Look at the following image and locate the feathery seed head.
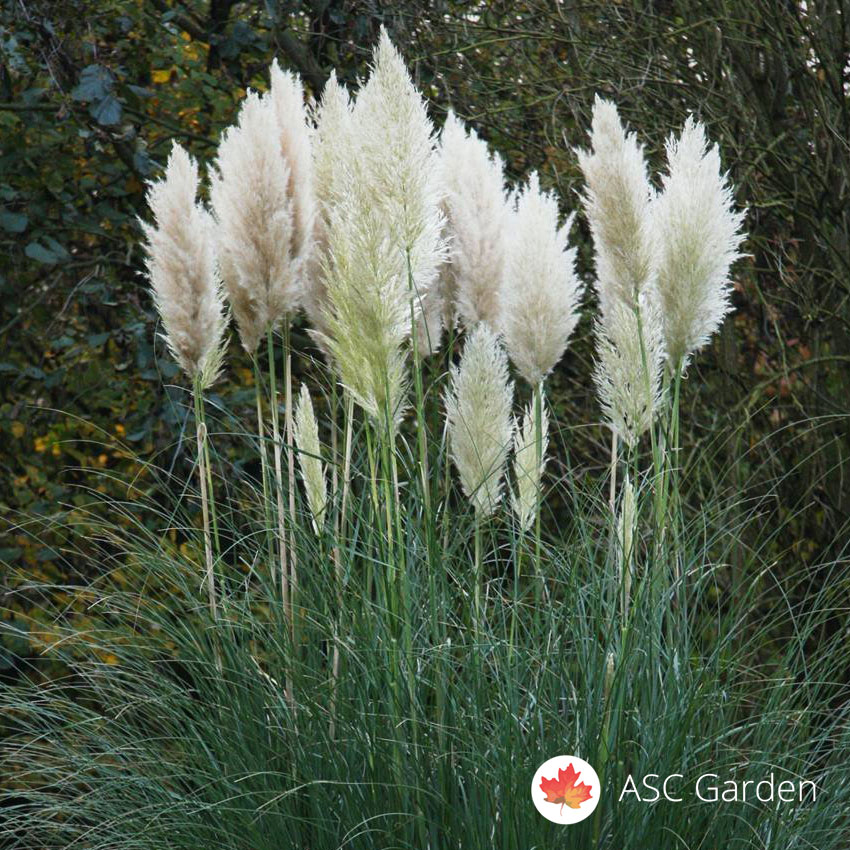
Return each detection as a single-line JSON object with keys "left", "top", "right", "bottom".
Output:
{"left": 141, "top": 143, "right": 226, "bottom": 388}
{"left": 445, "top": 324, "right": 514, "bottom": 516}
{"left": 270, "top": 60, "right": 316, "bottom": 264}
{"left": 318, "top": 198, "right": 411, "bottom": 432}
{"left": 576, "top": 95, "right": 656, "bottom": 316}
{"left": 511, "top": 398, "right": 549, "bottom": 531}
{"left": 593, "top": 294, "right": 666, "bottom": 446}
{"left": 211, "top": 68, "right": 315, "bottom": 354}
{"left": 653, "top": 116, "right": 746, "bottom": 372}
{"left": 315, "top": 29, "right": 447, "bottom": 428}
{"left": 349, "top": 27, "right": 446, "bottom": 303}
{"left": 312, "top": 71, "right": 353, "bottom": 221}
{"left": 438, "top": 111, "right": 510, "bottom": 328}
{"left": 302, "top": 72, "right": 354, "bottom": 349}
{"left": 294, "top": 383, "right": 328, "bottom": 535}
{"left": 500, "top": 173, "right": 583, "bottom": 385}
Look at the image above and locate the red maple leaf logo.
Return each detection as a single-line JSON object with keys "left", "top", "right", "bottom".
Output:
{"left": 539, "top": 762, "right": 593, "bottom": 814}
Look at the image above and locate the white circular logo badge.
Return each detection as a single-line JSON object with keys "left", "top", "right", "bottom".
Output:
{"left": 531, "top": 755, "right": 600, "bottom": 824}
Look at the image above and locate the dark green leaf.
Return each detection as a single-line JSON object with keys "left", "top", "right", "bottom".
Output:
{"left": 71, "top": 64, "right": 115, "bottom": 102}
{"left": 90, "top": 94, "right": 122, "bottom": 126}
{"left": 25, "top": 241, "right": 58, "bottom": 264}
{"left": 0, "top": 210, "right": 28, "bottom": 233}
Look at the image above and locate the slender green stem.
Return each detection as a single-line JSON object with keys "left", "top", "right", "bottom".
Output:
{"left": 669, "top": 365, "right": 684, "bottom": 616}
{"left": 283, "top": 318, "right": 298, "bottom": 645}
{"left": 379, "top": 429, "right": 395, "bottom": 573}
{"left": 193, "top": 385, "right": 220, "bottom": 564}
{"left": 329, "top": 385, "right": 344, "bottom": 740}
{"left": 253, "top": 356, "right": 275, "bottom": 585}
{"left": 474, "top": 512, "right": 482, "bottom": 652}
{"left": 266, "top": 328, "right": 293, "bottom": 707}
{"left": 509, "top": 523, "right": 525, "bottom": 664}
{"left": 266, "top": 329, "right": 290, "bottom": 623}
{"left": 593, "top": 653, "right": 616, "bottom": 847}
{"left": 533, "top": 381, "right": 545, "bottom": 607}
{"left": 441, "top": 419, "right": 452, "bottom": 555}
{"left": 193, "top": 381, "right": 216, "bottom": 620}
{"left": 406, "top": 248, "right": 432, "bottom": 528}
{"left": 608, "top": 427, "right": 620, "bottom": 630}
{"left": 365, "top": 424, "right": 380, "bottom": 608}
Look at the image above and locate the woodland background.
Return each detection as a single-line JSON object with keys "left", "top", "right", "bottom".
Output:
{"left": 1, "top": 0, "right": 848, "bottom": 674}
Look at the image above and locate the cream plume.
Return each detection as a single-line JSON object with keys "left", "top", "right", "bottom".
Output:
{"left": 312, "top": 71, "right": 353, "bottom": 220}
{"left": 576, "top": 96, "right": 656, "bottom": 317}
{"left": 141, "top": 143, "right": 226, "bottom": 388}
{"left": 269, "top": 60, "right": 316, "bottom": 266}
{"left": 653, "top": 116, "right": 746, "bottom": 371}
{"left": 317, "top": 29, "right": 446, "bottom": 427}
{"left": 500, "top": 173, "right": 583, "bottom": 385}
{"left": 445, "top": 324, "right": 514, "bottom": 515}
{"left": 511, "top": 399, "right": 549, "bottom": 531}
{"left": 210, "top": 65, "right": 315, "bottom": 354}
{"left": 438, "top": 111, "right": 509, "bottom": 328}
{"left": 349, "top": 27, "right": 445, "bottom": 309}
{"left": 294, "top": 384, "right": 327, "bottom": 535}
{"left": 593, "top": 295, "right": 665, "bottom": 447}
{"left": 302, "top": 71, "right": 353, "bottom": 347}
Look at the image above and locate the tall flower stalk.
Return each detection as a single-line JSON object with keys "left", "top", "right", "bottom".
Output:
{"left": 315, "top": 31, "right": 445, "bottom": 654}
{"left": 353, "top": 28, "right": 445, "bottom": 531}
{"left": 141, "top": 143, "right": 226, "bottom": 619}
{"left": 445, "top": 324, "right": 514, "bottom": 643}
{"left": 577, "top": 97, "right": 663, "bottom": 525}
{"left": 211, "top": 63, "right": 315, "bottom": 648}
{"left": 651, "top": 115, "right": 746, "bottom": 581}
{"left": 501, "top": 172, "right": 582, "bottom": 590}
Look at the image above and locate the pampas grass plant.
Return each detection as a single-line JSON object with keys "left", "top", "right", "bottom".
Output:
{"left": 4, "top": 30, "right": 848, "bottom": 850}
{"left": 210, "top": 61, "right": 316, "bottom": 666}
{"left": 140, "top": 142, "right": 226, "bottom": 618}
{"left": 445, "top": 323, "right": 514, "bottom": 639}
{"left": 500, "top": 171, "right": 583, "bottom": 588}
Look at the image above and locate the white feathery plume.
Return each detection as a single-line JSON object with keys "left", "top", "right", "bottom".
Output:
{"left": 593, "top": 294, "right": 666, "bottom": 447}
{"left": 438, "top": 110, "right": 509, "bottom": 328}
{"left": 511, "top": 399, "right": 550, "bottom": 531}
{"left": 653, "top": 116, "right": 746, "bottom": 371}
{"left": 210, "top": 71, "right": 313, "bottom": 354}
{"left": 312, "top": 71, "right": 353, "bottom": 220}
{"left": 500, "top": 173, "right": 583, "bottom": 385}
{"left": 348, "top": 27, "right": 446, "bottom": 315}
{"left": 317, "top": 29, "right": 446, "bottom": 428}
{"left": 302, "top": 72, "right": 353, "bottom": 347}
{"left": 445, "top": 324, "right": 514, "bottom": 516}
{"left": 294, "top": 384, "right": 328, "bottom": 535}
{"left": 576, "top": 96, "right": 656, "bottom": 316}
{"left": 141, "top": 143, "right": 226, "bottom": 389}
{"left": 269, "top": 60, "right": 316, "bottom": 268}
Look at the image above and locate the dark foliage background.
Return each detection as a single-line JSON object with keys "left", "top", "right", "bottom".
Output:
{"left": 1, "top": 0, "right": 848, "bottom": 671}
